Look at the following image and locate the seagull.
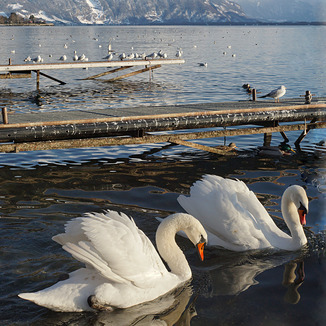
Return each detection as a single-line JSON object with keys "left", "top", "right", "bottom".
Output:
{"left": 119, "top": 53, "right": 126, "bottom": 60}
{"left": 158, "top": 50, "right": 168, "bottom": 58}
{"left": 59, "top": 55, "right": 67, "bottom": 61}
{"left": 103, "top": 53, "right": 113, "bottom": 61}
{"left": 125, "top": 53, "right": 135, "bottom": 60}
{"left": 23, "top": 56, "right": 32, "bottom": 62}
{"left": 146, "top": 52, "right": 157, "bottom": 59}
{"left": 176, "top": 49, "right": 183, "bottom": 58}
{"left": 259, "top": 85, "right": 286, "bottom": 102}
{"left": 32, "top": 55, "right": 43, "bottom": 63}
{"left": 73, "top": 51, "right": 78, "bottom": 61}
{"left": 198, "top": 62, "right": 208, "bottom": 67}
{"left": 78, "top": 54, "right": 86, "bottom": 61}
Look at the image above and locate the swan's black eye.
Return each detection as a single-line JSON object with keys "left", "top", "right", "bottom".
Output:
{"left": 299, "top": 202, "right": 307, "bottom": 214}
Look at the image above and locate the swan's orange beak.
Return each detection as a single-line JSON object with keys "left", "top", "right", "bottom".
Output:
{"left": 298, "top": 203, "right": 307, "bottom": 225}
{"left": 196, "top": 242, "right": 205, "bottom": 261}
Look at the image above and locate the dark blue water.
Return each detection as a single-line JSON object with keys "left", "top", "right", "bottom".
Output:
{"left": 0, "top": 25, "right": 325, "bottom": 325}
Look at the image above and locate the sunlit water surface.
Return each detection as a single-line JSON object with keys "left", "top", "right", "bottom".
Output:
{"left": 0, "top": 25, "right": 325, "bottom": 326}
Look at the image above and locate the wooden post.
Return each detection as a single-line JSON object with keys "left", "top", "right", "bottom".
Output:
{"left": 263, "top": 133, "right": 272, "bottom": 146}
{"left": 2, "top": 107, "right": 8, "bottom": 124}
{"left": 149, "top": 65, "right": 152, "bottom": 82}
{"left": 252, "top": 89, "right": 257, "bottom": 101}
{"left": 9, "top": 58, "right": 12, "bottom": 65}
{"left": 36, "top": 70, "right": 40, "bottom": 90}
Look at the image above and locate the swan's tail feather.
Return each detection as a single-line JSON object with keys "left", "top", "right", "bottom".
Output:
{"left": 18, "top": 292, "right": 36, "bottom": 302}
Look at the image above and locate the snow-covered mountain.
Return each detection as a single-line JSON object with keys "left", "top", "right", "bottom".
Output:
{"left": 0, "top": 0, "right": 252, "bottom": 25}
{"left": 233, "top": 0, "right": 326, "bottom": 23}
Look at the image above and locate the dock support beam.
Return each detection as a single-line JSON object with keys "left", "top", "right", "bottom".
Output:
{"left": 2, "top": 107, "right": 8, "bottom": 124}
{"left": 294, "top": 118, "right": 317, "bottom": 147}
{"left": 36, "top": 70, "right": 40, "bottom": 90}
{"left": 263, "top": 132, "right": 272, "bottom": 146}
{"left": 33, "top": 70, "right": 66, "bottom": 90}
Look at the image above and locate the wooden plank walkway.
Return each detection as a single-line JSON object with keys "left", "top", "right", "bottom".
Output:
{"left": 1, "top": 98, "right": 325, "bottom": 153}
{"left": 0, "top": 59, "right": 185, "bottom": 86}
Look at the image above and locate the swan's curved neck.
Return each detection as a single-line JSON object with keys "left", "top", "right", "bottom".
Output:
{"left": 155, "top": 214, "right": 192, "bottom": 280}
{"left": 282, "top": 195, "right": 307, "bottom": 249}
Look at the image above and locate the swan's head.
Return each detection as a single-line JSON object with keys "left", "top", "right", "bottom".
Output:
{"left": 157, "top": 213, "right": 207, "bottom": 261}
{"left": 283, "top": 185, "right": 308, "bottom": 226}
{"left": 180, "top": 214, "right": 208, "bottom": 261}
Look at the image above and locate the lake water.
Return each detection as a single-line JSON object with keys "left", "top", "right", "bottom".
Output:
{"left": 0, "top": 25, "right": 325, "bottom": 326}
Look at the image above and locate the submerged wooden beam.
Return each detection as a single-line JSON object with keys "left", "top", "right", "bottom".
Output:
{"left": 106, "top": 64, "right": 161, "bottom": 82}
{"left": 170, "top": 139, "right": 236, "bottom": 155}
{"left": 83, "top": 66, "right": 133, "bottom": 80}
{"left": 33, "top": 70, "right": 66, "bottom": 85}
{"left": 1, "top": 120, "right": 325, "bottom": 153}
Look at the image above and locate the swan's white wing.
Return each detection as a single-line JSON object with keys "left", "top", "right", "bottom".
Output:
{"left": 178, "top": 175, "right": 289, "bottom": 250}
{"left": 52, "top": 216, "right": 88, "bottom": 246}
{"left": 56, "top": 210, "right": 168, "bottom": 287}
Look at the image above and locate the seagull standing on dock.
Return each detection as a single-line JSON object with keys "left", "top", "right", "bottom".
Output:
{"left": 259, "top": 85, "right": 286, "bottom": 102}
{"left": 73, "top": 51, "right": 78, "bottom": 61}
{"left": 103, "top": 53, "right": 113, "bottom": 61}
{"left": 32, "top": 55, "right": 43, "bottom": 63}
{"left": 176, "top": 49, "right": 183, "bottom": 58}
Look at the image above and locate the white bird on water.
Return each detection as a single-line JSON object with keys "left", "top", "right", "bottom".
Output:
{"left": 18, "top": 210, "right": 207, "bottom": 312}
{"left": 178, "top": 174, "right": 308, "bottom": 252}
{"left": 259, "top": 85, "right": 286, "bottom": 102}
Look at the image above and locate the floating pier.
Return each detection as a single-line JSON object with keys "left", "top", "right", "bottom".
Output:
{"left": 0, "top": 98, "right": 325, "bottom": 153}
{"left": 0, "top": 58, "right": 185, "bottom": 89}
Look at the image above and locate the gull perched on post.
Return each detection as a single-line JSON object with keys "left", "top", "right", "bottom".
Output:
{"left": 259, "top": 85, "right": 286, "bottom": 102}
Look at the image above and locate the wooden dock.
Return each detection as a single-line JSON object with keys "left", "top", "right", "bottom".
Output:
{"left": 1, "top": 98, "right": 325, "bottom": 153}
{"left": 0, "top": 58, "right": 185, "bottom": 88}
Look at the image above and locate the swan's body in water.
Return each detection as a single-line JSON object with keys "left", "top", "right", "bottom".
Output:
{"left": 178, "top": 175, "right": 308, "bottom": 251}
{"left": 19, "top": 211, "right": 207, "bottom": 312}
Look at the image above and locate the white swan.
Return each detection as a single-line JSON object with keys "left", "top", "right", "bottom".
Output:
{"left": 19, "top": 210, "right": 207, "bottom": 312}
{"left": 178, "top": 175, "right": 308, "bottom": 252}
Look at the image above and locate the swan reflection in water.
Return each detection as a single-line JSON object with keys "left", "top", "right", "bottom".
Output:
{"left": 199, "top": 249, "right": 306, "bottom": 302}
{"left": 282, "top": 261, "right": 305, "bottom": 304}
{"left": 33, "top": 283, "right": 197, "bottom": 326}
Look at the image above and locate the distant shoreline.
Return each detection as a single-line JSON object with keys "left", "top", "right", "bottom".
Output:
{"left": 0, "top": 23, "right": 54, "bottom": 26}
{"left": 0, "top": 21, "right": 325, "bottom": 27}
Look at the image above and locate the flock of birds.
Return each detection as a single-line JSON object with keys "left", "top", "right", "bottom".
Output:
{"left": 21, "top": 42, "right": 182, "bottom": 64}
{"left": 18, "top": 174, "right": 309, "bottom": 312}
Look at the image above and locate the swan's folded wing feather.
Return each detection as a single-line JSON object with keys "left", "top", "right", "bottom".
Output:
{"left": 63, "top": 241, "right": 128, "bottom": 284}
{"left": 61, "top": 210, "right": 168, "bottom": 287}
{"left": 178, "top": 175, "right": 286, "bottom": 249}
